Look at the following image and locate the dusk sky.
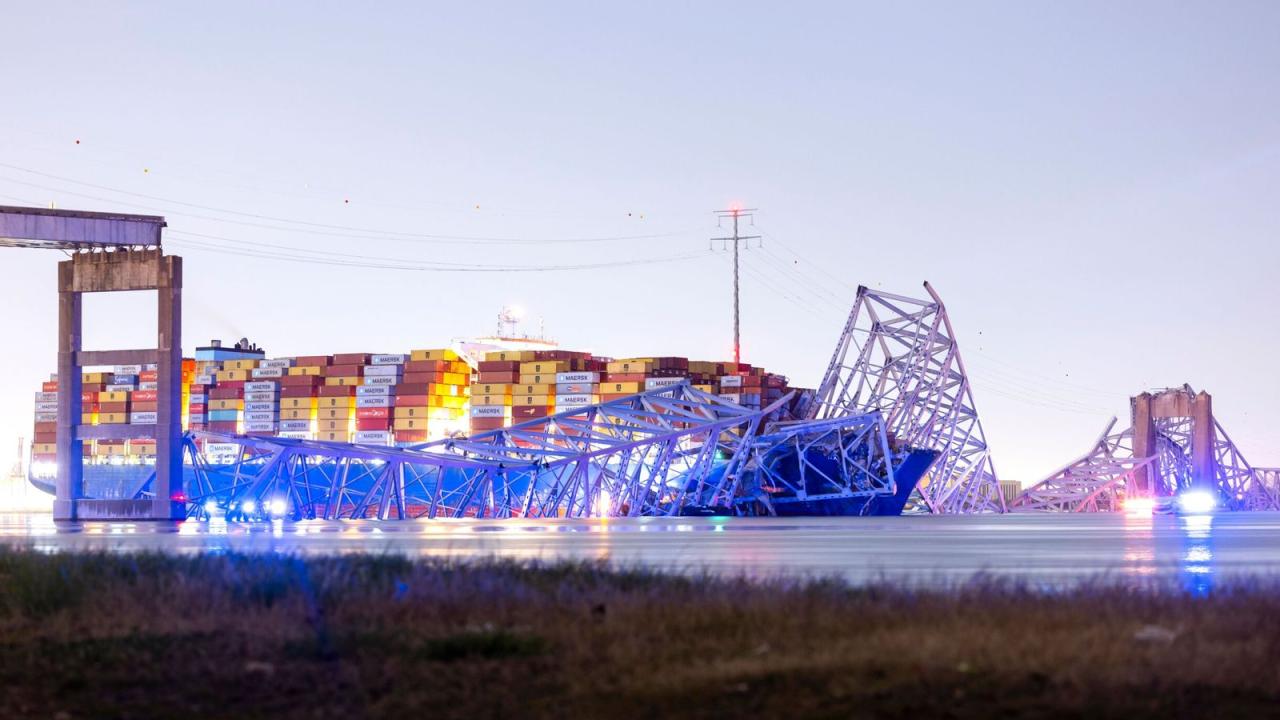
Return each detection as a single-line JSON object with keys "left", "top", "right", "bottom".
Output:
{"left": 1, "top": 1, "right": 1278, "bottom": 484}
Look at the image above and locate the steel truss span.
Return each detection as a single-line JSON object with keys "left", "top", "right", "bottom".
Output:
{"left": 807, "top": 283, "right": 1004, "bottom": 513}
{"left": 1014, "top": 386, "right": 1280, "bottom": 512}
{"left": 182, "top": 384, "right": 787, "bottom": 520}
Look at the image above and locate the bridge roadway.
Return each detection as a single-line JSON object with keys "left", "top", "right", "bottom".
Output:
{"left": 5, "top": 511, "right": 1280, "bottom": 589}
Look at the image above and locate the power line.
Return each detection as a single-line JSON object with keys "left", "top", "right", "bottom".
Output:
{"left": 710, "top": 208, "right": 761, "bottom": 365}
{"left": 0, "top": 165, "right": 694, "bottom": 245}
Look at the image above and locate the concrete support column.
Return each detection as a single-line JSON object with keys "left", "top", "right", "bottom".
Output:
{"left": 1191, "top": 391, "right": 1216, "bottom": 492}
{"left": 153, "top": 256, "right": 184, "bottom": 518}
{"left": 53, "top": 261, "right": 83, "bottom": 520}
{"left": 1130, "top": 392, "right": 1157, "bottom": 496}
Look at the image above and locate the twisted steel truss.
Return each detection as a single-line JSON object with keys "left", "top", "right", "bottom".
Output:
{"left": 1011, "top": 419, "right": 1154, "bottom": 512}
{"left": 808, "top": 282, "right": 1004, "bottom": 513}
{"left": 179, "top": 383, "right": 781, "bottom": 520}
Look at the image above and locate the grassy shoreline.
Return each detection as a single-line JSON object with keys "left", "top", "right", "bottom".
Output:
{"left": 2, "top": 549, "right": 1279, "bottom": 719}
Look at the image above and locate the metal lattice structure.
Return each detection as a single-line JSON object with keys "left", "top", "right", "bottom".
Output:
{"left": 179, "top": 384, "right": 782, "bottom": 520}
{"left": 1011, "top": 419, "right": 1154, "bottom": 512}
{"left": 808, "top": 283, "right": 1004, "bottom": 513}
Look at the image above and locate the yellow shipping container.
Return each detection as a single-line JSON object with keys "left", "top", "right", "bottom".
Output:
{"left": 316, "top": 418, "right": 350, "bottom": 432}
{"left": 410, "top": 348, "right": 459, "bottom": 362}
{"left": 81, "top": 413, "right": 97, "bottom": 424}
{"left": 519, "top": 360, "right": 570, "bottom": 375}
{"left": 98, "top": 390, "right": 129, "bottom": 403}
{"left": 393, "top": 417, "right": 435, "bottom": 430}
{"left": 225, "top": 359, "right": 259, "bottom": 371}
{"left": 689, "top": 361, "right": 721, "bottom": 375}
{"left": 470, "top": 394, "right": 510, "bottom": 407}
{"left": 441, "top": 371, "right": 468, "bottom": 386}
{"left": 288, "top": 366, "right": 323, "bottom": 376}
{"left": 280, "top": 397, "right": 317, "bottom": 409}
{"left": 318, "top": 430, "right": 352, "bottom": 442}
{"left": 324, "top": 376, "right": 361, "bottom": 386}
{"left": 693, "top": 384, "right": 716, "bottom": 393}
{"left": 99, "top": 412, "right": 128, "bottom": 424}
{"left": 514, "top": 383, "right": 552, "bottom": 396}
{"left": 209, "top": 399, "right": 243, "bottom": 411}
{"left": 33, "top": 443, "right": 56, "bottom": 454}
{"left": 317, "top": 396, "right": 355, "bottom": 408}
{"left": 606, "top": 360, "right": 653, "bottom": 375}
{"left": 604, "top": 382, "right": 642, "bottom": 394}
{"left": 279, "top": 408, "right": 311, "bottom": 421}
{"left": 450, "top": 360, "right": 472, "bottom": 374}
{"left": 473, "top": 383, "right": 512, "bottom": 396}
{"left": 317, "top": 407, "right": 351, "bottom": 420}
{"left": 215, "top": 369, "right": 249, "bottom": 382}
{"left": 82, "top": 372, "right": 111, "bottom": 384}
{"left": 513, "top": 394, "right": 553, "bottom": 406}
{"left": 484, "top": 350, "right": 536, "bottom": 362}
{"left": 518, "top": 374, "right": 554, "bottom": 386}
{"left": 439, "top": 396, "right": 465, "bottom": 409}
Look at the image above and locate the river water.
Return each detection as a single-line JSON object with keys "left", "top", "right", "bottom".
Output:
{"left": 4, "top": 511, "right": 1280, "bottom": 589}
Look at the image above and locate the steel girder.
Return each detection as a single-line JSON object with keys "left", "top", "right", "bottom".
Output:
{"left": 1011, "top": 419, "right": 1156, "bottom": 512}
{"left": 808, "top": 282, "right": 1004, "bottom": 513}
{"left": 180, "top": 383, "right": 779, "bottom": 520}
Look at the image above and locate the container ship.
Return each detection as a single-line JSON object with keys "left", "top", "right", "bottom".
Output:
{"left": 27, "top": 316, "right": 794, "bottom": 501}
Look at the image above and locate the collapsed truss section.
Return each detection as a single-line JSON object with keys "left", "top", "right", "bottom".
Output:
{"left": 183, "top": 383, "right": 776, "bottom": 520}
{"left": 1011, "top": 419, "right": 1155, "bottom": 512}
{"left": 808, "top": 282, "right": 1004, "bottom": 513}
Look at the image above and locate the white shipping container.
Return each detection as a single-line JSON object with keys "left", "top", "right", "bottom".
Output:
{"left": 279, "top": 420, "right": 311, "bottom": 432}
{"left": 189, "top": 393, "right": 207, "bottom": 404}
{"left": 130, "top": 411, "right": 158, "bottom": 424}
{"left": 142, "top": 363, "right": 158, "bottom": 371}
{"left": 138, "top": 382, "right": 157, "bottom": 391}
{"left": 245, "top": 411, "right": 278, "bottom": 423}
{"left": 356, "top": 396, "right": 392, "bottom": 408}
{"left": 355, "top": 385, "right": 392, "bottom": 397}
{"left": 719, "top": 393, "right": 742, "bottom": 404}
{"left": 194, "top": 375, "right": 214, "bottom": 385}
{"left": 261, "top": 358, "right": 294, "bottom": 369}
{"left": 106, "top": 384, "right": 136, "bottom": 392}
{"left": 113, "top": 364, "right": 143, "bottom": 375}
{"left": 245, "top": 381, "right": 278, "bottom": 392}
{"left": 556, "top": 383, "right": 596, "bottom": 395}
{"left": 719, "top": 375, "right": 744, "bottom": 388}
{"left": 34, "top": 391, "right": 58, "bottom": 402}
{"left": 34, "top": 401, "right": 59, "bottom": 413}
{"left": 251, "top": 367, "right": 285, "bottom": 378}
{"left": 644, "top": 377, "right": 684, "bottom": 390}
{"left": 370, "top": 354, "right": 407, "bottom": 365}
{"left": 354, "top": 430, "right": 393, "bottom": 444}
{"left": 244, "top": 421, "right": 277, "bottom": 432}
{"left": 364, "top": 375, "right": 398, "bottom": 386}
{"left": 34, "top": 412, "right": 57, "bottom": 422}
{"left": 244, "top": 401, "right": 276, "bottom": 412}
{"left": 555, "top": 371, "right": 599, "bottom": 384}
{"left": 470, "top": 405, "right": 507, "bottom": 418}
{"left": 244, "top": 391, "right": 277, "bottom": 403}
{"left": 556, "top": 394, "right": 595, "bottom": 406}
{"left": 363, "top": 365, "right": 403, "bottom": 377}
{"left": 277, "top": 431, "right": 312, "bottom": 440}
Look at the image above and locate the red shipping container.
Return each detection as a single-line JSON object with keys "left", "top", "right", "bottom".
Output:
{"left": 281, "top": 386, "right": 318, "bottom": 398}
{"left": 512, "top": 406, "right": 550, "bottom": 420}
{"left": 80, "top": 391, "right": 97, "bottom": 403}
{"left": 401, "top": 371, "right": 446, "bottom": 385}
{"left": 477, "top": 360, "right": 520, "bottom": 372}
{"left": 319, "top": 385, "right": 357, "bottom": 397}
{"left": 133, "top": 389, "right": 158, "bottom": 402}
{"left": 140, "top": 370, "right": 158, "bottom": 382}
{"left": 324, "top": 364, "right": 364, "bottom": 377}
{"left": 188, "top": 403, "right": 207, "bottom": 414}
{"left": 605, "top": 373, "right": 646, "bottom": 383}
{"left": 218, "top": 380, "right": 247, "bottom": 391}
{"left": 132, "top": 401, "right": 159, "bottom": 412}
{"left": 393, "top": 429, "right": 428, "bottom": 442}
{"left": 469, "top": 418, "right": 506, "bottom": 431}
{"left": 42, "top": 381, "right": 58, "bottom": 392}
{"left": 476, "top": 371, "right": 518, "bottom": 384}
{"left": 209, "top": 421, "right": 238, "bottom": 433}
{"left": 99, "top": 402, "right": 130, "bottom": 413}
{"left": 34, "top": 422, "right": 55, "bottom": 434}
{"left": 404, "top": 359, "right": 449, "bottom": 373}
{"left": 332, "top": 353, "right": 371, "bottom": 366}
{"left": 394, "top": 383, "right": 433, "bottom": 396}
{"left": 280, "top": 374, "right": 321, "bottom": 387}
{"left": 355, "top": 417, "right": 390, "bottom": 431}
{"left": 34, "top": 432, "right": 56, "bottom": 444}
{"left": 294, "top": 355, "right": 332, "bottom": 367}
{"left": 355, "top": 407, "right": 390, "bottom": 419}
{"left": 210, "top": 387, "right": 244, "bottom": 400}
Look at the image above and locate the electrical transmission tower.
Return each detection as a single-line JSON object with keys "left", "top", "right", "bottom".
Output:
{"left": 711, "top": 207, "right": 760, "bottom": 365}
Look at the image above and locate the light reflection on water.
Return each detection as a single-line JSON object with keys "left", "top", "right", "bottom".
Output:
{"left": 3, "top": 511, "right": 1279, "bottom": 589}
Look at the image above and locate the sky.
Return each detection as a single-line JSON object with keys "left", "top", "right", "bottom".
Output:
{"left": 0, "top": 1, "right": 1278, "bottom": 487}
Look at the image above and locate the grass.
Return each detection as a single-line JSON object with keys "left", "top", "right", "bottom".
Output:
{"left": 1, "top": 549, "right": 1279, "bottom": 718}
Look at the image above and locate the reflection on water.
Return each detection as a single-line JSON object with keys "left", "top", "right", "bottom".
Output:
{"left": 1181, "top": 515, "right": 1215, "bottom": 596}
{"left": 3, "top": 511, "right": 1280, "bottom": 589}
